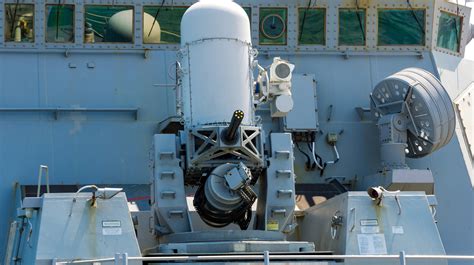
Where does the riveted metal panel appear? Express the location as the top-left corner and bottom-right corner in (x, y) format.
(372, 0), (434, 53)
(0, 1), (3, 44)
(43, 0), (77, 49)
(0, 0), (462, 54)
(432, 0), (471, 57)
(3, 0), (38, 49)
(337, 0), (370, 52)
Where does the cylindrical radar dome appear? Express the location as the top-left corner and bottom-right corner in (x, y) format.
(180, 0), (253, 127)
(105, 10), (161, 43)
(371, 68), (455, 158)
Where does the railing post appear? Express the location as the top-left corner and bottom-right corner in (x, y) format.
(399, 251), (406, 265)
(264, 250), (270, 265)
(122, 253), (128, 265)
(37, 165), (50, 197)
(115, 253), (128, 265)
(114, 253), (129, 265)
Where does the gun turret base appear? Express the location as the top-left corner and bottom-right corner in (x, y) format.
(154, 230), (315, 254)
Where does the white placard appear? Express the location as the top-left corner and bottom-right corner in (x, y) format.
(360, 219), (379, 226)
(361, 226), (380, 234)
(357, 234), (388, 255)
(392, 226), (404, 234)
(102, 227), (122, 236)
(102, 220), (121, 227)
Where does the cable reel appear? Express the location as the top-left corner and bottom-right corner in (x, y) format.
(370, 68), (455, 159)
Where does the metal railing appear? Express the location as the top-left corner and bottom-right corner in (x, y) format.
(53, 251), (474, 265)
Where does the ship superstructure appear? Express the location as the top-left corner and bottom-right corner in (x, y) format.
(0, 0), (473, 264)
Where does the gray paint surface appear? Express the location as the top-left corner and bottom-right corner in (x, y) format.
(0, 0), (473, 262)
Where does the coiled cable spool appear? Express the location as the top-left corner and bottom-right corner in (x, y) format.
(370, 68), (455, 158)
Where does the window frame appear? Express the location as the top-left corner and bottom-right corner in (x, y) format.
(243, 7), (252, 24)
(44, 4), (75, 44)
(83, 4), (135, 44)
(142, 5), (189, 45)
(435, 10), (463, 53)
(258, 7), (288, 46)
(4, 3), (36, 44)
(297, 7), (326, 46)
(377, 8), (427, 47)
(338, 7), (367, 47)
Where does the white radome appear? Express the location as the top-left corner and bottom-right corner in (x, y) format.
(180, 0), (254, 126)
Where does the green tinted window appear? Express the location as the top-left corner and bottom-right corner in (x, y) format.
(259, 8), (287, 45)
(85, 6), (134, 43)
(378, 9), (425, 45)
(46, 5), (74, 43)
(298, 8), (325, 45)
(143, 6), (187, 44)
(4, 4), (34, 43)
(437, 11), (462, 52)
(339, 9), (365, 46)
(243, 7), (251, 22)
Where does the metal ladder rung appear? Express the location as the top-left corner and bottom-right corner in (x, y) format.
(271, 208), (287, 217)
(277, 189), (293, 198)
(160, 171), (175, 179)
(168, 210), (185, 218)
(161, 191), (176, 199)
(276, 170), (292, 178)
(275, 150), (290, 159)
(159, 152), (175, 160)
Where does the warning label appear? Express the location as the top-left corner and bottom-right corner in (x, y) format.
(266, 220), (279, 231)
(357, 234), (387, 255)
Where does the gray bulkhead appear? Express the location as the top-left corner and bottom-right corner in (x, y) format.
(0, 0), (473, 262)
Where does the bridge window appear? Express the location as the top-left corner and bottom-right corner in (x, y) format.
(437, 11), (462, 52)
(339, 8), (366, 46)
(4, 4), (34, 43)
(46, 5), (75, 43)
(259, 8), (287, 45)
(298, 8), (325, 45)
(84, 5), (134, 43)
(243, 7), (251, 23)
(143, 6), (187, 44)
(378, 9), (426, 46)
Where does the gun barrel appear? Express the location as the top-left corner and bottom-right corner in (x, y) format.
(224, 110), (244, 143)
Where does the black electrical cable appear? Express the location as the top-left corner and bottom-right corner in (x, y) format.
(13, 217), (26, 265)
(55, 0), (62, 40)
(453, 0), (460, 50)
(148, 0), (166, 37)
(296, 142), (313, 170)
(10, 0), (20, 39)
(406, 0), (425, 42)
(320, 163), (327, 177)
(299, 0), (314, 42)
(355, 0), (366, 43)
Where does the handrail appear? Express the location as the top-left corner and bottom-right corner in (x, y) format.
(53, 252), (474, 264)
(36, 165), (50, 197)
(0, 107), (139, 120)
